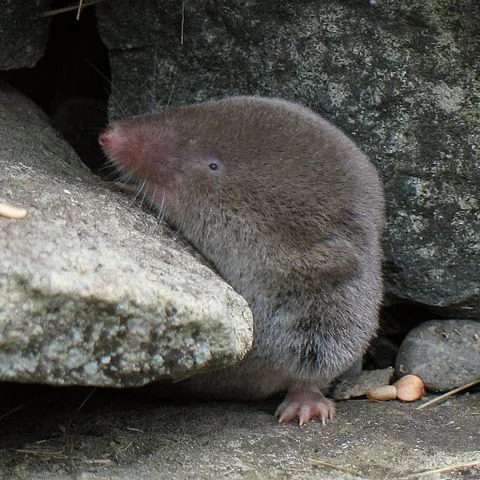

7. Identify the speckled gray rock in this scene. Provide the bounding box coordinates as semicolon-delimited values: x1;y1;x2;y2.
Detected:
0;83;253;387
0;2;50;69
396;319;480;391
332;367;395;400
97;0;480;318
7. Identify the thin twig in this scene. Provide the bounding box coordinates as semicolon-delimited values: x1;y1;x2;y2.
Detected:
68;387;97;429
310;459;369;479
83;458;114;466
0;403;25;422
181;1;185;45
9;449;68;459
37;0;103;18
398;461;480;478
65;387;97;475
76;0;84;20
417;378;480;410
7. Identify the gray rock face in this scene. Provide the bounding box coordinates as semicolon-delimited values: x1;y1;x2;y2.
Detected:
97;0;480;318
0;2;50;69
0;83;253;387
396;319;480;391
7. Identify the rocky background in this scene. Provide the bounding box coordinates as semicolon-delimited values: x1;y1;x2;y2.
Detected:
0;0;479;393
97;0;480;319
0;2;479;479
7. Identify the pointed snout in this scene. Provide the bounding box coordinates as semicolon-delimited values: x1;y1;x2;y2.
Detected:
98;127;114;149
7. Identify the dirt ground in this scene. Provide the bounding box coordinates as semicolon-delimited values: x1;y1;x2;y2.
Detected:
0;384;478;480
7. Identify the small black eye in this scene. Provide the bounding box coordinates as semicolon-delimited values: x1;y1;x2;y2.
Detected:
208;162;219;171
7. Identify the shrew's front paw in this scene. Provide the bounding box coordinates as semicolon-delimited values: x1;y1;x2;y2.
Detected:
274;390;336;426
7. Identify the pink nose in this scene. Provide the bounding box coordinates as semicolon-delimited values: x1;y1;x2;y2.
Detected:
98;129;111;148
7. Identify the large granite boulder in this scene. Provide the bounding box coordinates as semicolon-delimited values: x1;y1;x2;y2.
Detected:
0;83;253;386
97;0;480;318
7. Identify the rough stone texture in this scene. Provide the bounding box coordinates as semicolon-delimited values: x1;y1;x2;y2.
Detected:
332;367;395;400
396;319;480;391
0;1;50;70
0;83;253;387
1;385;479;479
97;0;480;318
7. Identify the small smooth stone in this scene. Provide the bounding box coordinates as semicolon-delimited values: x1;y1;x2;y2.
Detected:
332;367;395;400
396;319;480;391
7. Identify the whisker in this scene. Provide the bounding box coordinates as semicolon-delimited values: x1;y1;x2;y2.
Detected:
86;61;129;119
132;179;147;204
116;170;134;186
97;161;117;174
139;181;149;208
159;192;166;223
149;185;158;211
110;162;142;185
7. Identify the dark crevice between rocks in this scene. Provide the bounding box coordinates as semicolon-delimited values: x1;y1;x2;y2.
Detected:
365;301;436;370
0;0;111;174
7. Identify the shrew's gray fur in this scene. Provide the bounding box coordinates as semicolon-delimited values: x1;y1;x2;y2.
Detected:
100;96;384;421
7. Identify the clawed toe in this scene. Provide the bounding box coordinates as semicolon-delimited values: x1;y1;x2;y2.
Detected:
274;390;336;426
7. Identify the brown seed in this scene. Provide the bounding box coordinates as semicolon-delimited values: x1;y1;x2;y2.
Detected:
0;202;27;219
367;385;397;401
395;374;426;402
